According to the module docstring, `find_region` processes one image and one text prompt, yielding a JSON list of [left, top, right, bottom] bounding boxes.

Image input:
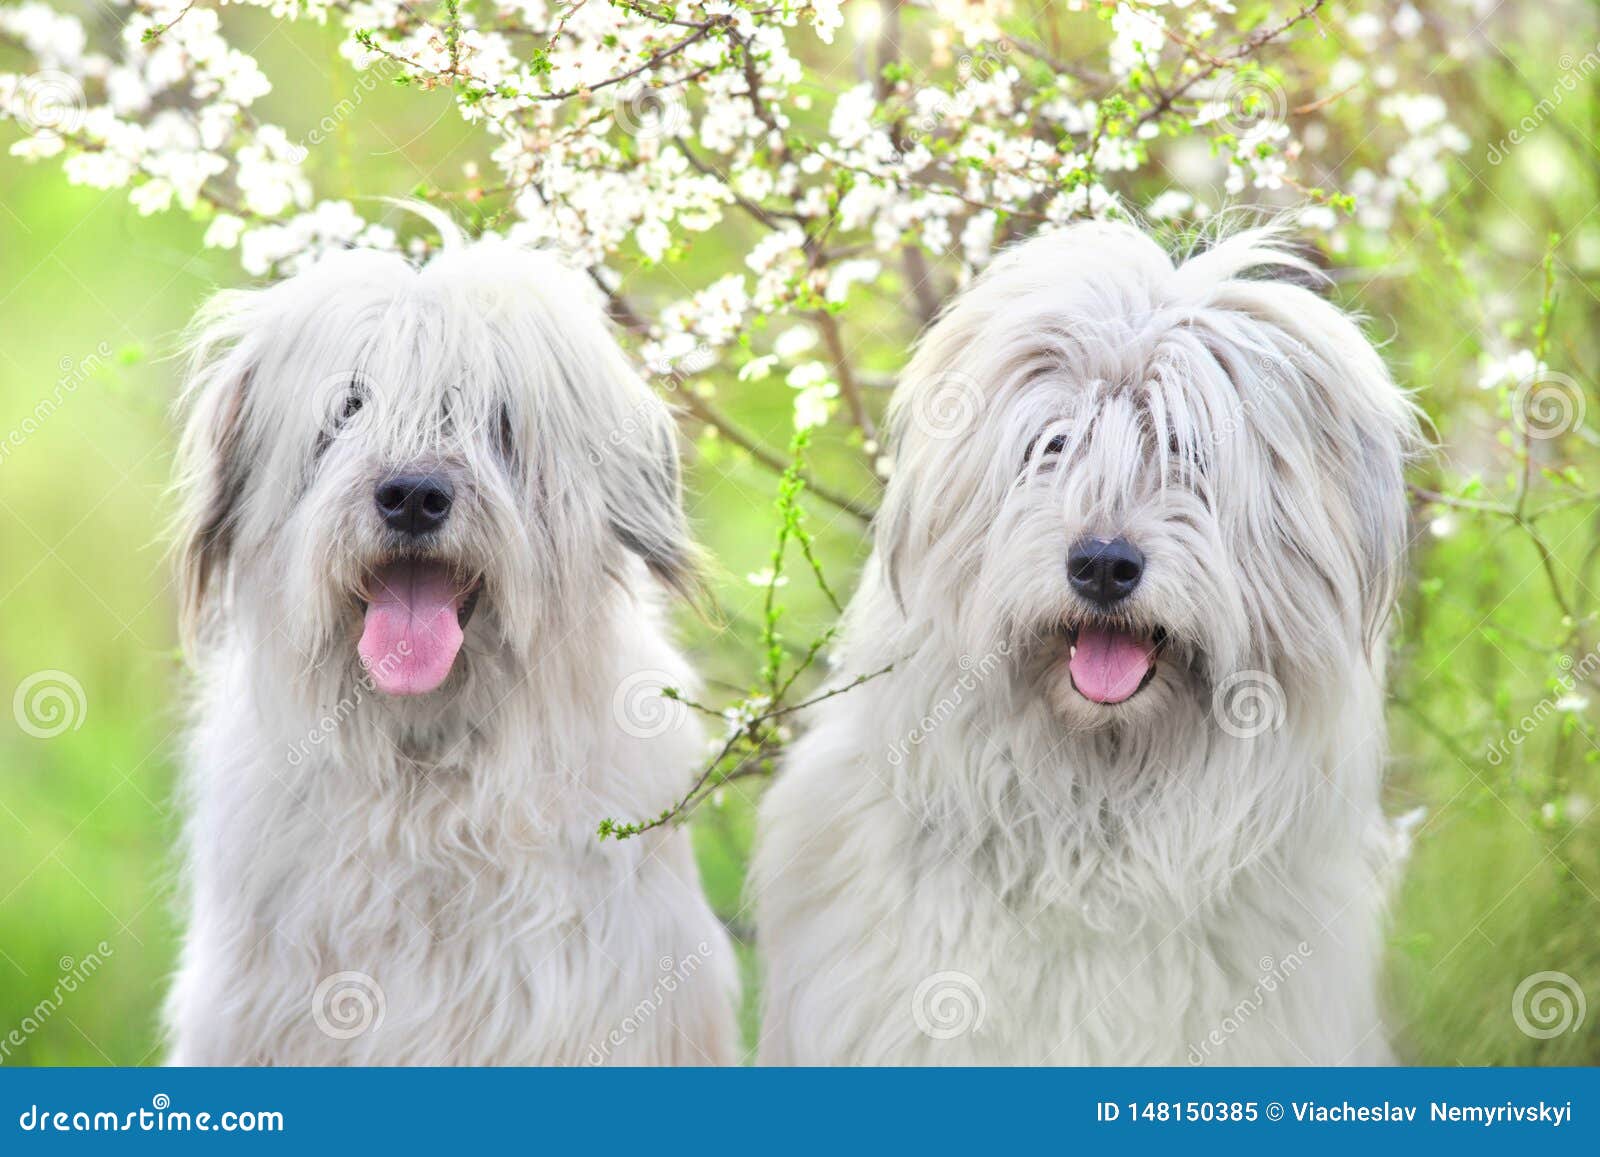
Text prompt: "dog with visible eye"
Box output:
[[754, 223, 1422, 1065], [164, 224, 737, 1064]]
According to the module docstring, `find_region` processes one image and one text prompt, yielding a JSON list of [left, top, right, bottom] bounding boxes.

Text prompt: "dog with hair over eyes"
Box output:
[[165, 227, 737, 1065], [754, 223, 1422, 1065]]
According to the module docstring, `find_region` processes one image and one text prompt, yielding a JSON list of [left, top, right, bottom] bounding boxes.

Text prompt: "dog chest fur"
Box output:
[[165, 634, 739, 1066]]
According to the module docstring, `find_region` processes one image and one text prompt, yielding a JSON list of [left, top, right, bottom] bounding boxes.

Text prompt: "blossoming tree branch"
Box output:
[[1, 1, 1474, 487], [9, 0, 1588, 833]]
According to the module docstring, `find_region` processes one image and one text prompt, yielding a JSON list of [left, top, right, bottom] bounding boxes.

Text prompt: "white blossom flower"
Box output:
[[1392, 4, 1424, 38], [0, 0, 1472, 439], [1477, 349, 1542, 391], [203, 213, 246, 250], [810, 0, 844, 44], [773, 326, 818, 360]]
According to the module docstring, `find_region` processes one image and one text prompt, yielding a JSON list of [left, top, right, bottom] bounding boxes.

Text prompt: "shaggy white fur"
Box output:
[[164, 229, 738, 1065], [754, 222, 1422, 1065]]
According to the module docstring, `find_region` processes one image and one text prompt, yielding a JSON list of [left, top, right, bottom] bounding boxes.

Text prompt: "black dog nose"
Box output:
[[1068, 536, 1144, 607], [375, 472, 453, 535]]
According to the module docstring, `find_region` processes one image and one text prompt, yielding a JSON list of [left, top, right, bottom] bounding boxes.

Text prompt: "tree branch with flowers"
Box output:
[[4, 0, 1595, 847]]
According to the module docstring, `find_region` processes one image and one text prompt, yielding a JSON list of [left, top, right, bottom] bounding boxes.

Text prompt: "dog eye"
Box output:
[[1023, 432, 1068, 470], [496, 406, 519, 467], [314, 383, 371, 461]]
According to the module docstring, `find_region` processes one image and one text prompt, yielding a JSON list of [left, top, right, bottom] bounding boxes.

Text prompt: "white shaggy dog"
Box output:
[[164, 230, 738, 1064], [754, 223, 1421, 1065]]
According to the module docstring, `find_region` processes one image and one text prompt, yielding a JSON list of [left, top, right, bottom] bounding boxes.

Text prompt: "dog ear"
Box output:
[[1344, 418, 1416, 648], [1186, 230, 1424, 650], [1230, 285, 1423, 648], [1306, 329, 1420, 648], [172, 305, 255, 656], [873, 474, 916, 614], [597, 394, 703, 605]]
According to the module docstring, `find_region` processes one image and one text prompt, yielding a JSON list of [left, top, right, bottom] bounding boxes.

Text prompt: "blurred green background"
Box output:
[[2, 3, 1599, 1065]]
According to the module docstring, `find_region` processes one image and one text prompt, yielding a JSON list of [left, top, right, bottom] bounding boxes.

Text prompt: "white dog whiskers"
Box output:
[[164, 223, 738, 1065], [754, 222, 1423, 1065]]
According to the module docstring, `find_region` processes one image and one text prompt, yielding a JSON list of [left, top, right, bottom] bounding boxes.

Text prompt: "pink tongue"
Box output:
[[1068, 626, 1155, 704], [358, 561, 465, 696]]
